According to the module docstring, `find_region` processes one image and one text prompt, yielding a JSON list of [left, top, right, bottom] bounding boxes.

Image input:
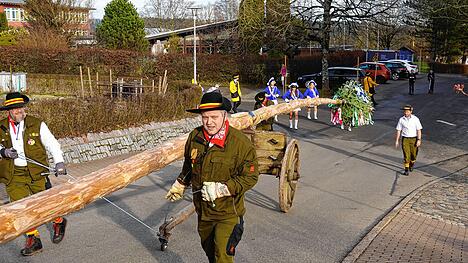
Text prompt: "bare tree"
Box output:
[[214, 0, 239, 21], [142, 0, 194, 30], [291, 0, 399, 94]]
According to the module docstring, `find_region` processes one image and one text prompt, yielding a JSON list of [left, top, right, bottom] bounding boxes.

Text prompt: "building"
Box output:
[[0, 0, 94, 37]]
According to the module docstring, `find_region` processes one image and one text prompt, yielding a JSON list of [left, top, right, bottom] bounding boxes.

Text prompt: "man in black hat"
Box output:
[[229, 74, 242, 113], [0, 92, 68, 256], [165, 91, 259, 263], [395, 105, 423, 175]]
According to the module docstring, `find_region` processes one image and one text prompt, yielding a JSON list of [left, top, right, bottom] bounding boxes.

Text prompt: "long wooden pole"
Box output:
[[0, 98, 341, 243]]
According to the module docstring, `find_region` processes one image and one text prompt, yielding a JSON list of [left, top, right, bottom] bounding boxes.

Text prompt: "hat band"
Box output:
[[199, 102, 222, 109], [4, 98, 24, 106]]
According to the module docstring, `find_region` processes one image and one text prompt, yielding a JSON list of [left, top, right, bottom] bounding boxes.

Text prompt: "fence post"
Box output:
[[87, 67, 93, 97], [109, 69, 113, 96], [163, 70, 168, 95], [152, 79, 155, 93], [96, 71, 99, 94], [158, 76, 162, 95], [79, 66, 85, 97]]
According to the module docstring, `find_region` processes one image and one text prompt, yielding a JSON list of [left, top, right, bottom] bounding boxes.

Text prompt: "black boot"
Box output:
[[409, 164, 414, 172], [52, 218, 67, 244], [21, 235, 43, 256], [403, 168, 409, 176]]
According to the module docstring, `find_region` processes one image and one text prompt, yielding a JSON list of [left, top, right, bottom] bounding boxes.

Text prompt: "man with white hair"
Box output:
[[165, 91, 259, 263]]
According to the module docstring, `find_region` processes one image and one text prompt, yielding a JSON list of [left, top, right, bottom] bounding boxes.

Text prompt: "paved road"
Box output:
[[0, 74, 466, 262]]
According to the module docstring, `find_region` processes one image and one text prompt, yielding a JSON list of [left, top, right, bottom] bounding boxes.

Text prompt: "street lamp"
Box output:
[[189, 6, 201, 85]]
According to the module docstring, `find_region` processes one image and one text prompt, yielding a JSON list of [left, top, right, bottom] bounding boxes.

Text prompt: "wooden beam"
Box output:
[[0, 98, 341, 243]]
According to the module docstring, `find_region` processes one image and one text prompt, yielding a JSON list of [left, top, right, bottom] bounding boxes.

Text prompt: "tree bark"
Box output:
[[0, 98, 341, 243], [321, 0, 332, 97]]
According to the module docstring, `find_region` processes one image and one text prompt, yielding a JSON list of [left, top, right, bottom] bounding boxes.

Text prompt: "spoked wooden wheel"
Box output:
[[278, 139, 300, 213]]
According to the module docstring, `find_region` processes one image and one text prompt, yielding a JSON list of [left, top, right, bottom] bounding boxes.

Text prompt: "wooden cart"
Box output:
[[158, 130, 300, 251]]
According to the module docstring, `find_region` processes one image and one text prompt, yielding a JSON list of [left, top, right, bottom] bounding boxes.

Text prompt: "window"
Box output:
[[4, 7, 26, 22]]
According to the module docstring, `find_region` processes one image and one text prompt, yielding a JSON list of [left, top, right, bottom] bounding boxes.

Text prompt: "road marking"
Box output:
[[436, 120, 457, 126]]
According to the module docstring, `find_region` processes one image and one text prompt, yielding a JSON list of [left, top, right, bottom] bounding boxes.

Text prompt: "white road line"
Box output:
[[436, 120, 457, 127]]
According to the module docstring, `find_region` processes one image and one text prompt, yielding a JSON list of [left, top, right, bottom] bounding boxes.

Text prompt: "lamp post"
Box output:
[[189, 6, 201, 85]]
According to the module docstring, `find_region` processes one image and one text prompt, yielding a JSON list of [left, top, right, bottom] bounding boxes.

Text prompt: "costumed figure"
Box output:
[[0, 92, 68, 256], [303, 80, 320, 120], [264, 77, 281, 121], [229, 74, 242, 113], [282, 83, 304, 130], [253, 91, 274, 131]]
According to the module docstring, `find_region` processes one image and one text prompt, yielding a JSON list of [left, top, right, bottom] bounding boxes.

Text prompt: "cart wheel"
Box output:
[[278, 139, 300, 213]]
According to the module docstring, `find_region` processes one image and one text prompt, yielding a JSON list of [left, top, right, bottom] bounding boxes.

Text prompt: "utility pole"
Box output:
[[189, 6, 201, 85]]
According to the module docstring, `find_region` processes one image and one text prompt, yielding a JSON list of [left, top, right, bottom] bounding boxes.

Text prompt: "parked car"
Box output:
[[358, 62, 391, 84], [379, 61, 409, 80], [297, 67, 365, 92], [387, 59, 419, 74]]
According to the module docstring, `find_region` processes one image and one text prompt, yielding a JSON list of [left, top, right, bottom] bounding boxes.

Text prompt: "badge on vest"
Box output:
[[27, 138, 36, 146]]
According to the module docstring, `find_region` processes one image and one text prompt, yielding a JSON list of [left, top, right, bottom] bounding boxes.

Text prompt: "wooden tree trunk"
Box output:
[[0, 98, 341, 243]]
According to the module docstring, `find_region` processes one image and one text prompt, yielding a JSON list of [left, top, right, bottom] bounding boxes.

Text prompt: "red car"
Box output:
[[358, 62, 391, 84]]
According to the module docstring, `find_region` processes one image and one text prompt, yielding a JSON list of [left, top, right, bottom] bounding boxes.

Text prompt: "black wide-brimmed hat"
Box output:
[[0, 92, 30, 111], [254, 91, 266, 103], [187, 91, 232, 113], [401, 104, 413, 111]]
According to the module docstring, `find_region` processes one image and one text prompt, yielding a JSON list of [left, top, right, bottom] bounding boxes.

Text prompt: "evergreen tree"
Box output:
[[407, 0, 468, 63], [97, 0, 148, 51], [0, 12, 8, 32]]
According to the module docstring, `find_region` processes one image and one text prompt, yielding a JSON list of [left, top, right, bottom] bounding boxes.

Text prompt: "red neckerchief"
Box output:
[[203, 120, 229, 148], [8, 115, 18, 135]]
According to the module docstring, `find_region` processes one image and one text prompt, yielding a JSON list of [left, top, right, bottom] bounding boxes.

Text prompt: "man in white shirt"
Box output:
[[395, 105, 423, 175], [0, 92, 68, 256]]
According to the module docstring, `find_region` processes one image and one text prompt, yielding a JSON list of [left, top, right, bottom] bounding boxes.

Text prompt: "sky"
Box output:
[[92, 0, 215, 19]]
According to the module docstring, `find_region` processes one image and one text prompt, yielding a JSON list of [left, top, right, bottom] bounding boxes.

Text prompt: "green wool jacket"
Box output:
[[178, 126, 259, 221], [0, 116, 49, 185]]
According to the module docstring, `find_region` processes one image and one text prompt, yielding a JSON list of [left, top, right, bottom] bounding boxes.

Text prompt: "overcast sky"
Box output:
[[92, 0, 215, 19]]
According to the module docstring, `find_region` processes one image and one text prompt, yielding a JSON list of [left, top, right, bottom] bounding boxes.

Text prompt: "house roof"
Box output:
[[399, 46, 416, 53], [145, 19, 237, 42], [0, 0, 25, 5]]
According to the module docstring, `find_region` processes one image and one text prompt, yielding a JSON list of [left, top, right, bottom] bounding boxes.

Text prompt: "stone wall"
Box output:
[[56, 117, 201, 164]]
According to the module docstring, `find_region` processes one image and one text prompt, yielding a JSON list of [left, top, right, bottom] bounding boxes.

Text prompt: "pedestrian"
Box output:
[[264, 77, 281, 121], [254, 91, 274, 131], [165, 91, 259, 263], [283, 83, 304, 130], [408, 70, 416, 95], [0, 92, 68, 256], [303, 80, 320, 120], [280, 63, 287, 91], [229, 74, 242, 113], [363, 72, 379, 106], [395, 105, 423, 176], [427, 69, 435, 94]]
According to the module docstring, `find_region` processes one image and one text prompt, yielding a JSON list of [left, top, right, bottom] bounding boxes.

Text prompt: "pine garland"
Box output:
[[328, 80, 374, 129]]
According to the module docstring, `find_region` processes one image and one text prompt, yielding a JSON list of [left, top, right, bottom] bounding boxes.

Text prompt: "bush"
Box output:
[[26, 87, 200, 138]]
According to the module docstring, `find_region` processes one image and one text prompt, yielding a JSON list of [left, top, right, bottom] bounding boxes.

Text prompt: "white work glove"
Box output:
[[165, 180, 187, 202], [201, 182, 231, 202]]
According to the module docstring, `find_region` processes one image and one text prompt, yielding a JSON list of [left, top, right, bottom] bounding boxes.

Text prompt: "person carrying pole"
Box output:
[[264, 77, 281, 121], [0, 92, 68, 256], [165, 91, 259, 263]]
